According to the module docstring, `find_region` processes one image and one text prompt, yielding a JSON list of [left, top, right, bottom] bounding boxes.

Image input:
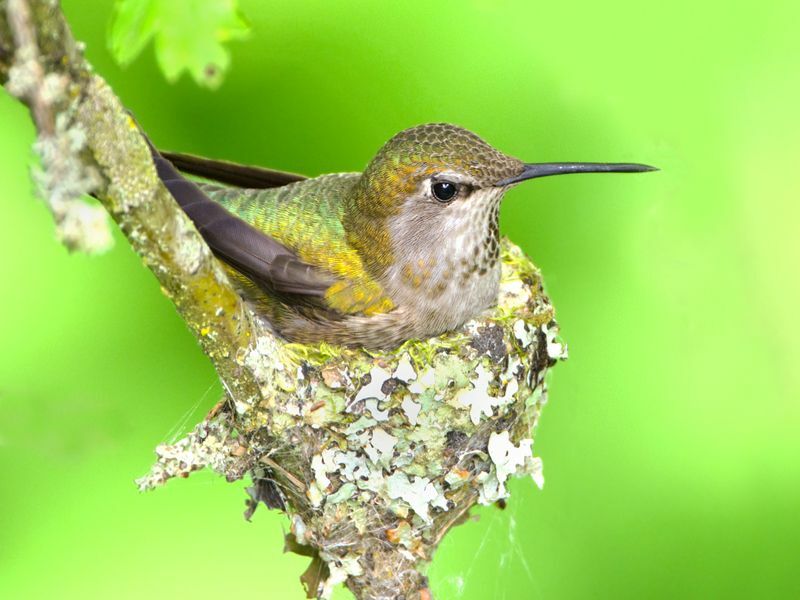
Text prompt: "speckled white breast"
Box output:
[[383, 187, 505, 334]]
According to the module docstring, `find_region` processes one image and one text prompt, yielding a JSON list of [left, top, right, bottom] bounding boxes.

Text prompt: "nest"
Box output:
[[137, 239, 566, 600]]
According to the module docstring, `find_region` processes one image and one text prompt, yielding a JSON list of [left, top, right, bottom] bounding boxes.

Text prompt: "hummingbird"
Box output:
[[151, 123, 655, 348]]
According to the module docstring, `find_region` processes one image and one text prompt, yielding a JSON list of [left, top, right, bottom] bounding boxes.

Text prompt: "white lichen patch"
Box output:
[[242, 335, 284, 383], [478, 431, 544, 504], [513, 319, 536, 348], [55, 199, 114, 254], [352, 365, 392, 403], [366, 428, 398, 468], [173, 214, 205, 275], [291, 514, 309, 544], [444, 467, 472, 490], [319, 552, 364, 599], [401, 395, 421, 425], [499, 277, 527, 305], [385, 472, 448, 524], [29, 111, 113, 254], [544, 323, 569, 360], [311, 449, 336, 491], [407, 367, 435, 394], [529, 455, 545, 489], [454, 363, 516, 425], [488, 431, 533, 486], [363, 398, 389, 421], [344, 415, 377, 435], [327, 482, 356, 504], [393, 353, 417, 382]]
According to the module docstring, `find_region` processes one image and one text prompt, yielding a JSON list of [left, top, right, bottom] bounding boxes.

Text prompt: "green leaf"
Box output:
[[108, 0, 159, 66], [108, 0, 250, 88]]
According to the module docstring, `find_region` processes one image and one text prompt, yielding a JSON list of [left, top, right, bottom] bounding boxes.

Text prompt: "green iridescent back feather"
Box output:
[[198, 175, 395, 315]]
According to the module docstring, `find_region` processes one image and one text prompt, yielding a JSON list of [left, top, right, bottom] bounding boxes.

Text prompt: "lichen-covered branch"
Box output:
[[1, 0, 265, 406]]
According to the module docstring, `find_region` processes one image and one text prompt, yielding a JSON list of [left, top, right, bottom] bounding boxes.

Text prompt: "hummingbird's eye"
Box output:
[[432, 181, 458, 203]]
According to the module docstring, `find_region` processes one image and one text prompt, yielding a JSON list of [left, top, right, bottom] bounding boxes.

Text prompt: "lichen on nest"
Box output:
[[138, 238, 566, 600]]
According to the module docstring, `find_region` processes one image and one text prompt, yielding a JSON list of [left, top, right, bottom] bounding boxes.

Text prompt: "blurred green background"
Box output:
[[1, 0, 799, 598]]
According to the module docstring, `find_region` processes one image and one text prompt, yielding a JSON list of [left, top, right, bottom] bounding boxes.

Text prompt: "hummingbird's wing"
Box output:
[[196, 176, 396, 317], [160, 151, 306, 189], [149, 138, 393, 316], [152, 147, 335, 297]]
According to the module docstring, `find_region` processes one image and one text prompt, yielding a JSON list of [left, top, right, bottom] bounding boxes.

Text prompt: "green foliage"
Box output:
[[3, 0, 800, 598], [108, 0, 249, 88]]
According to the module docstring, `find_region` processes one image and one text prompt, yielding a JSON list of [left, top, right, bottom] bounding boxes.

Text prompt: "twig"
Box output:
[[6, 0, 51, 133], [1, 0, 267, 408], [261, 455, 308, 492]]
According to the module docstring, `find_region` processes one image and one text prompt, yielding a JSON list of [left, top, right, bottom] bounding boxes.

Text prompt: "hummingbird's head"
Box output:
[[358, 123, 656, 216], [349, 123, 656, 299], [359, 123, 523, 213]]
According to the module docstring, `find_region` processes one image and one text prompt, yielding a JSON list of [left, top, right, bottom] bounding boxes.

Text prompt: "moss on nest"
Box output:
[[138, 238, 566, 600]]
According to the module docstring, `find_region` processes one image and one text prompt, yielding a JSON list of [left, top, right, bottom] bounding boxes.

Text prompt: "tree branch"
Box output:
[[1, 0, 265, 407]]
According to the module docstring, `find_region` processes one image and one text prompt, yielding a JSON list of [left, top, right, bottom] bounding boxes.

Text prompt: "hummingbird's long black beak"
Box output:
[[495, 162, 658, 186]]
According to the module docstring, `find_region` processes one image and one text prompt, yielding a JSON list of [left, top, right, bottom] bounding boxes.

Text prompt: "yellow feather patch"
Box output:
[[325, 278, 395, 315]]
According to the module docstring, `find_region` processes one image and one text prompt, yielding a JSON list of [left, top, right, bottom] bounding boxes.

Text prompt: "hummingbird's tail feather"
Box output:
[[149, 142, 334, 297], [160, 151, 306, 189]]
